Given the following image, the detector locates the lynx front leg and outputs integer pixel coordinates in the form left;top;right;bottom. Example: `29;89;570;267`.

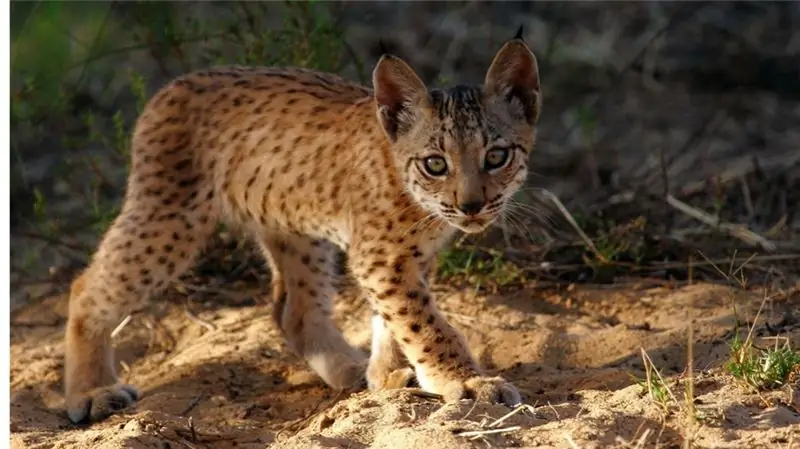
366;314;415;390
349;248;520;406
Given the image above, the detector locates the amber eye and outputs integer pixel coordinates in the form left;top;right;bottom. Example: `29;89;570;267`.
422;156;448;176
484;148;510;171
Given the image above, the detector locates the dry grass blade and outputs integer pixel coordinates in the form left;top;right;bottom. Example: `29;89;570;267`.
538;189;609;263
641;348;680;413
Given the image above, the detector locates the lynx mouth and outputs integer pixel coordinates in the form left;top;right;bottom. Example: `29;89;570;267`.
451;216;493;234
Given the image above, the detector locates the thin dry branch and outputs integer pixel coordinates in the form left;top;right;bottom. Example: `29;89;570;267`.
454;426;522;439
666;194;777;252
184;297;217;332
110;314;133;339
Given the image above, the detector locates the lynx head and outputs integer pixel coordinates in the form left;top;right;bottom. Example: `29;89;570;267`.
372;30;541;234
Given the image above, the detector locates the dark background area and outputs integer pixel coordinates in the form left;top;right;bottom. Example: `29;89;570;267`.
10;1;800;306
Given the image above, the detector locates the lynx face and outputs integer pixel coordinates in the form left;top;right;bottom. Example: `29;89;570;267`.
373;40;541;234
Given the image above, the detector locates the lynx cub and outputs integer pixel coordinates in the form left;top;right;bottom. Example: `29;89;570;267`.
64;31;541;424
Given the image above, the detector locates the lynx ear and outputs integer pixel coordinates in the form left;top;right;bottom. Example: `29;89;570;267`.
484;36;541;125
373;54;429;141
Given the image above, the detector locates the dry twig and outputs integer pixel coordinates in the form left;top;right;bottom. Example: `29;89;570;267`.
184;296;217;332
110;314;133;339
180;395;204;417
454;426;522;439
666;194;777;252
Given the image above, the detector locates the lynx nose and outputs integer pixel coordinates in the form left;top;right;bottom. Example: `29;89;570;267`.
458;201;484;216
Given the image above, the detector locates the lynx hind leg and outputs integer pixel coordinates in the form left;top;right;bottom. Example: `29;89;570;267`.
65;176;217;423
367;314;416;390
65;269;141;424
262;234;366;389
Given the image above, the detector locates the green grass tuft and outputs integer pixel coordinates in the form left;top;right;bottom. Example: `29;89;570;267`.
726;333;800;390
437;245;523;291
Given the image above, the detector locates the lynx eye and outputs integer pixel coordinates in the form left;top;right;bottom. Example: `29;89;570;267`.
484;148;510;171
422;156;448;176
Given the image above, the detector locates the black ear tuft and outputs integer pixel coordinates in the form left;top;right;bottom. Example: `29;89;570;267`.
378;39;390;56
514;25;524;41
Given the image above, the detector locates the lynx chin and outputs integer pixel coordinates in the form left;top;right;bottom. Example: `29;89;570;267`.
64;31;542;424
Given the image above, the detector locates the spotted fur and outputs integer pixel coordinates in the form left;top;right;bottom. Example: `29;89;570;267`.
64;35;541;424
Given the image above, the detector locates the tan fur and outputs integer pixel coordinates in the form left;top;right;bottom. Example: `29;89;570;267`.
64;35;541;423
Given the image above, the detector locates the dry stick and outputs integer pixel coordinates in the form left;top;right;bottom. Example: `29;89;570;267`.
188;416;198;443
184;296;217;332
666;194;777;252
539;190;609;263
180;394;204;417
110;314;133;339
488;404;537;428
459;398;481;421
455;426;522;439
765;214;789;238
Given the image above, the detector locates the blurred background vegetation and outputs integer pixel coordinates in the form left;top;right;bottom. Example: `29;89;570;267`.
11;1;352;299
10;1;800;305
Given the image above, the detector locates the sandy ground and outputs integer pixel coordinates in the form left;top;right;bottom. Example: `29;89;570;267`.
10;280;800;448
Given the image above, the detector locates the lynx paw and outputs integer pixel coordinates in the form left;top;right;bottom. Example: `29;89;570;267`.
368;366;417;390
66;384;140;424
307;351;367;390
440;376;521;407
